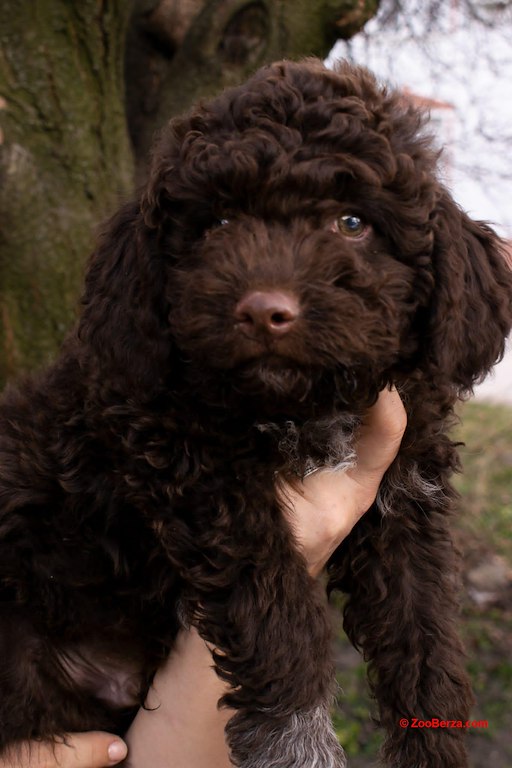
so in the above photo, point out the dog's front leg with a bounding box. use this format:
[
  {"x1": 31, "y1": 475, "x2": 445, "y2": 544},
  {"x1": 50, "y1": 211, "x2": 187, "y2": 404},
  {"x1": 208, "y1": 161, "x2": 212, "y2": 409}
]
[
  {"x1": 165, "y1": 495, "x2": 346, "y2": 768},
  {"x1": 330, "y1": 494, "x2": 473, "y2": 768},
  {"x1": 203, "y1": 554, "x2": 346, "y2": 768}
]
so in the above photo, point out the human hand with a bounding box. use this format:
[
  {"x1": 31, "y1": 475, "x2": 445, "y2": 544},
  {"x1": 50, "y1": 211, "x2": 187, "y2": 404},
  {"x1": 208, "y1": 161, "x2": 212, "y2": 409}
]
[
  {"x1": 0, "y1": 733, "x2": 128, "y2": 768},
  {"x1": 278, "y1": 386, "x2": 407, "y2": 577}
]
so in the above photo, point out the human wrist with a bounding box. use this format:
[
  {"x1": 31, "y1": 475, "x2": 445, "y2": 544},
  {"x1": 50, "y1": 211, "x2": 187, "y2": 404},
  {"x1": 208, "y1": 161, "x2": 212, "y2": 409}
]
[{"x1": 125, "y1": 627, "x2": 233, "y2": 768}]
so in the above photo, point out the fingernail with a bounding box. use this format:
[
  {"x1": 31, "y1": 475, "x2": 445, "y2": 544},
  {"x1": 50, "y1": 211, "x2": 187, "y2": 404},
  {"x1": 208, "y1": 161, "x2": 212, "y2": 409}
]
[{"x1": 108, "y1": 740, "x2": 128, "y2": 763}]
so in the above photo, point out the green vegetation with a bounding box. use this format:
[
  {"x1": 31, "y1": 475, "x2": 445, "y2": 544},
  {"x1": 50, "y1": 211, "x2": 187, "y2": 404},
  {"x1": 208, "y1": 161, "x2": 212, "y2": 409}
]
[
  {"x1": 332, "y1": 401, "x2": 512, "y2": 768},
  {"x1": 454, "y1": 401, "x2": 512, "y2": 561}
]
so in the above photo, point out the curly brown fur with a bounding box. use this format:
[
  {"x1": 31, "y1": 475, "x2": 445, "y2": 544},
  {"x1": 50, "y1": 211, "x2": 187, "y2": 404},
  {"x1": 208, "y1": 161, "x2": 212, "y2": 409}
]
[{"x1": 1, "y1": 58, "x2": 511, "y2": 767}]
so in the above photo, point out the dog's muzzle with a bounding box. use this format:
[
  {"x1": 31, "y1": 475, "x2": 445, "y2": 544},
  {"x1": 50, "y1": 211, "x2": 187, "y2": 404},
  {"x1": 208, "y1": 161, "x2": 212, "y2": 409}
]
[{"x1": 234, "y1": 290, "x2": 300, "y2": 341}]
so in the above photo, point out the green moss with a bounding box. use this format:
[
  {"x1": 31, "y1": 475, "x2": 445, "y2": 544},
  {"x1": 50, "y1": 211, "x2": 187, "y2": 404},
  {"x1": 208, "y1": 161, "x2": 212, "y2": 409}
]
[
  {"x1": 0, "y1": 0, "x2": 134, "y2": 382},
  {"x1": 282, "y1": 0, "x2": 379, "y2": 56}
]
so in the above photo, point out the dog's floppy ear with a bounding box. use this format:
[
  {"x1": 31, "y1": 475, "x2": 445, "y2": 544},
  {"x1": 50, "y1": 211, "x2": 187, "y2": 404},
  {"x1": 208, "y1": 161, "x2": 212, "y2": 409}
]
[
  {"x1": 421, "y1": 189, "x2": 512, "y2": 392},
  {"x1": 77, "y1": 200, "x2": 172, "y2": 399}
]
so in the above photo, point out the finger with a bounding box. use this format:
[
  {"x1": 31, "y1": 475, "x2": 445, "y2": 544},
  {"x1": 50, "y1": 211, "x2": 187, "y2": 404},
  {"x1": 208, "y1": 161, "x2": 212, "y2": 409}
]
[
  {"x1": 348, "y1": 386, "x2": 407, "y2": 485},
  {"x1": 6, "y1": 733, "x2": 128, "y2": 768},
  {"x1": 277, "y1": 388, "x2": 406, "y2": 510},
  {"x1": 55, "y1": 733, "x2": 128, "y2": 768}
]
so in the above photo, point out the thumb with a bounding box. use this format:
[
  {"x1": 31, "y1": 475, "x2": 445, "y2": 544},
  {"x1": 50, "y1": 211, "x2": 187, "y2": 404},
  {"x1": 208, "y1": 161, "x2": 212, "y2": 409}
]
[
  {"x1": 5, "y1": 733, "x2": 128, "y2": 768},
  {"x1": 346, "y1": 386, "x2": 407, "y2": 505}
]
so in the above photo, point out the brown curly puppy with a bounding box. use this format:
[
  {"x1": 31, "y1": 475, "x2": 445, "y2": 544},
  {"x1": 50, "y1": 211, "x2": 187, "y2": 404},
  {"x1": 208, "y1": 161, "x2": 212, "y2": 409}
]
[{"x1": 0, "y1": 58, "x2": 511, "y2": 768}]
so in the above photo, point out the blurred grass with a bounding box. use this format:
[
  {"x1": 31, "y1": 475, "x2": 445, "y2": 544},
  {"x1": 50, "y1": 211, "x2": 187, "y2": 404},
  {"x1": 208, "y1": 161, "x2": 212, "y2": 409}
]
[
  {"x1": 331, "y1": 400, "x2": 512, "y2": 768},
  {"x1": 453, "y1": 401, "x2": 512, "y2": 561}
]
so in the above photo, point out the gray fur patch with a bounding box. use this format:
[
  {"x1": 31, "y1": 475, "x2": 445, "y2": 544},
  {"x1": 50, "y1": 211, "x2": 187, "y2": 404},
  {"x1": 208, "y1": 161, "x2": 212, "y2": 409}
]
[
  {"x1": 257, "y1": 414, "x2": 358, "y2": 478},
  {"x1": 231, "y1": 705, "x2": 347, "y2": 768},
  {"x1": 377, "y1": 461, "x2": 445, "y2": 516}
]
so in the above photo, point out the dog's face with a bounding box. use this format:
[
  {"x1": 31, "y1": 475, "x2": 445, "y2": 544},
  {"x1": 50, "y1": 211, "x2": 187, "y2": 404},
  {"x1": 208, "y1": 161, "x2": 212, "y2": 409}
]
[
  {"x1": 168, "y1": 211, "x2": 418, "y2": 413},
  {"x1": 148, "y1": 59, "x2": 437, "y2": 414},
  {"x1": 79, "y1": 59, "x2": 512, "y2": 415}
]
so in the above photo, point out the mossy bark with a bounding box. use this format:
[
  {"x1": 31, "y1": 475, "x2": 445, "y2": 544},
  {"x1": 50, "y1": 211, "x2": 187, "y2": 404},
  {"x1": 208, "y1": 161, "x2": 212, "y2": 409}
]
[
  {"x1": 0, "y1": 0, "x2": 134, "y2": 382},
  {"x1": 0, "y1": 0, "x2": 378, "y2": 384}
]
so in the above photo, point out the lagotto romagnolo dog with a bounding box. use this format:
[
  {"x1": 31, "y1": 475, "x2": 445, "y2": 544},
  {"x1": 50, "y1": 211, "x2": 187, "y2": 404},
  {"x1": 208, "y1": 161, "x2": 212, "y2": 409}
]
[{"x1": 0, "y1": 58, "x2": 511, "y2": 768}]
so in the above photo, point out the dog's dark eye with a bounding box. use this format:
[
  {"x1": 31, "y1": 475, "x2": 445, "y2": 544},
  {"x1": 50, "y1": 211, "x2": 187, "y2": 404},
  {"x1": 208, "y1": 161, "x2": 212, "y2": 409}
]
[
  {"x1": 204, "y1": 218, "x2": 230, "y2": 238},
  {"x1": 334, "y1": 215, "x2": 368, "y2": 239}
]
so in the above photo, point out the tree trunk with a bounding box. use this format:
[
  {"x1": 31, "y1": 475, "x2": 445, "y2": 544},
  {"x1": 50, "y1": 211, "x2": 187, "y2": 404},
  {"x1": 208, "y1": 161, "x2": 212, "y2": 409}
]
[
  {"x1": 125, "y1": 0, "x2": 380, "y2": 182},
  {"x1": 0, "y1": 0, "x2": 134, "y2": 382},
  {"x1": 0, "y1": 0, "x2": 378, "y2": 384}
]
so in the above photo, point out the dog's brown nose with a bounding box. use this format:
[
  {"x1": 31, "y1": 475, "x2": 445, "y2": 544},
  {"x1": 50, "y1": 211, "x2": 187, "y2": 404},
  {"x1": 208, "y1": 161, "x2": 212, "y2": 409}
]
[{"x1": 234, "y1": 291, "x2": 299, "y2": 336}]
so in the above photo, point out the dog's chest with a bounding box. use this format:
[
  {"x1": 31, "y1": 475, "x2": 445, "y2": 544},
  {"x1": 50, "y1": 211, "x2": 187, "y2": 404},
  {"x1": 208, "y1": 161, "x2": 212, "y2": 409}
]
[{"x1": 253, "y1": 413, "x2": 359, "y2": 478}]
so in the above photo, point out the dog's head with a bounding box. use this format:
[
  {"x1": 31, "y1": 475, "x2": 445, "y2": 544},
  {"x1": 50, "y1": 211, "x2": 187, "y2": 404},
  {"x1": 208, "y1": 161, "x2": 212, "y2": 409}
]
[{"x1": 79, "y1": 59, "x2": 512, "y2": 417}]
